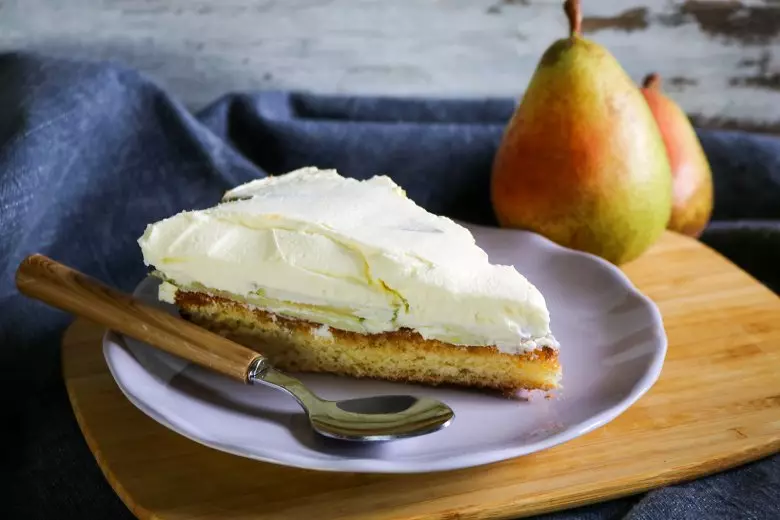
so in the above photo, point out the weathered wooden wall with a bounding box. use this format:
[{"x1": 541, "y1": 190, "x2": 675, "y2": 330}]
[{"x1": 2, "y1": 0, "x2": 779, "y2": 131}]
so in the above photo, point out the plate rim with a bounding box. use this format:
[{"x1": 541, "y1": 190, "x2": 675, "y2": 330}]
[{"x1": 103, "y1": 227, "x2": 668, "y2": 473}]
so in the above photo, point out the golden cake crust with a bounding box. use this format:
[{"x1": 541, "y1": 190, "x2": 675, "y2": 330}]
[{"x1": 175, "y1": 290, "x2": 561, "y2": 395}]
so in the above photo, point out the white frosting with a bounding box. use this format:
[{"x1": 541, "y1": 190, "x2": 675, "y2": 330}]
[{"x1": 138, "y1": 167, "x2": 557, "y2": 353}]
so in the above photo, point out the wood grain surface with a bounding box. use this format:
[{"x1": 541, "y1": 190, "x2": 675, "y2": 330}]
[
  {"x1": 17, "y1": 254, "x2": 261, "y2": 383},
  {"x1": 2, "y1": 1, "x2": 779, "y2": 132},
  {"x1": 62, "y1": 230, "x2": 780, "y2": 520}
]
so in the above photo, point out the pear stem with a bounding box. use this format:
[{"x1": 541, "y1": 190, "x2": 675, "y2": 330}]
[
  {"x1": 564, "y1": 0, "x2": 582, "y2": 37},
  {"x1": 643, "y1": 73, "x2": 661, "y2": 90}
]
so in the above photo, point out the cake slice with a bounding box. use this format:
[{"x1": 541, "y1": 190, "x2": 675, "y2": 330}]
[{"x1": 138, "y1": 167, "x2": 561, "y2": 394}]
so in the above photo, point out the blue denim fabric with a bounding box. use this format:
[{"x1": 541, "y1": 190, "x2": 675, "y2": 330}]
[{"x1": 1, "y1": 53, "x2": 778, "y2": 519}]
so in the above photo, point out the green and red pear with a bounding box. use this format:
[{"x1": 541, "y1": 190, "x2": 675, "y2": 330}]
[
  {"x1": 491, "y1": 0, "x2": 672, "y2": 265},
  {"x1": 640, "y1": 73, "x2": 714, "y2": 238}
]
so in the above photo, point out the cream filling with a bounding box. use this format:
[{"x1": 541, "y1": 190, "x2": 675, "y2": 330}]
[{"x1": 139, "y1": 167, "x2": 558, "y2": 354}]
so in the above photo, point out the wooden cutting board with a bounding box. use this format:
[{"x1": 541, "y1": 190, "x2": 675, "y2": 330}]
[{"x1": 62, "y1": 231, "x2": 780, "y2": 520}]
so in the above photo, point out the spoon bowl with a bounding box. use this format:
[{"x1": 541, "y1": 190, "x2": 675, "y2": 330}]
[{"x1": 311, "y1": 396, "x2": 454, "y2": 441}]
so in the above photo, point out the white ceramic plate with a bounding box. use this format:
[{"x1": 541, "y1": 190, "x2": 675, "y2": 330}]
[{"x1": 103, "y1": 223, "x2": 667, "y2": 474}]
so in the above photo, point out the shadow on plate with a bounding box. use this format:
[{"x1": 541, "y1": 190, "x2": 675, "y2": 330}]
[{"x1": 167, "y1": 368, "x2": 403, "y2": 459}]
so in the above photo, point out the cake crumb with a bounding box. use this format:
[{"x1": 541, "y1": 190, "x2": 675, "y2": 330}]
[
  {"x1": 312, "y1": 323, "x2": 333, "y2": 340},
  {"x1": 158, "y1": 281, "x2": 177, "y2": 303}
]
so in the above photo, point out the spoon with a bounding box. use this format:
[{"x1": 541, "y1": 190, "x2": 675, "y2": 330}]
[{"x1": 16, "y1": 254, "x2": 455, "y2": 442}]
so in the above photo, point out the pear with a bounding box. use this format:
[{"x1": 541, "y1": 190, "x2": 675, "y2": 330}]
[
  {"x1": 491, "y1": 0, "x2": 672, "y2": 265},
  {"x1": 640, "y1": 73, "x2": 714, "y2": 238}
]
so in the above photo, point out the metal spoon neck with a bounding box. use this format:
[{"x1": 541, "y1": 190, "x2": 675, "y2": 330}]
[
  {"x1": 248, "y1": 357, "x2": 322, "y2": 410},
  {"x1": 247, "y1": 356, "x2": 272, "y2": 382}
]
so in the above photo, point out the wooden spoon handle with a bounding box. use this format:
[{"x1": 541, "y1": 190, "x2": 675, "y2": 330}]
[{"x1": 16, "y1": 254, "x2": 262, "y2": 383}]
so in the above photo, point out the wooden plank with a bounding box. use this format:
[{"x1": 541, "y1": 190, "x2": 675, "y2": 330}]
[
  {"x1": 1, "y1": 1, "x2": 779, "y2": 132},
  {"x1": 62, "y1": 230, "x2": 780, "y2": 520}
]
